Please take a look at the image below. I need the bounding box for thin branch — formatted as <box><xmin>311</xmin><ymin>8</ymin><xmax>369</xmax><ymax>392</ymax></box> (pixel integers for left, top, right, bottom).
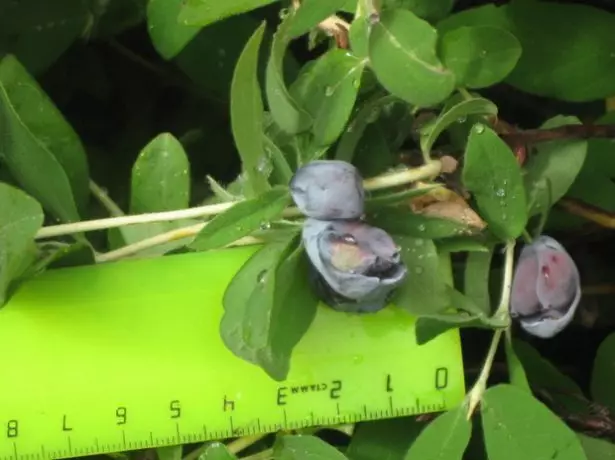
<box><xmin>499</xmin><ymin>123</ymin><xmax>615</xmax><ymax>145</ymax></box>
<box><xmin>36</xmin><ymin>162</ymin><xmax>443</xmax><ymax>240</ymax></box>
<box><xmin>89</xmin><ymin>180</ymin><xmax>124</xmax><ymax>217</ymax></box>
<box><xmin>96</xmin><ymin>223</ymin><xmax>261</xmax><ymax>263</ymax></box>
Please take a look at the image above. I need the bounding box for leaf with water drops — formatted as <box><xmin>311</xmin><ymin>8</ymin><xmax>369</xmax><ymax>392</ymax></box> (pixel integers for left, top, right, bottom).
<box><xmin>231</xmin><ymin>21</ymin><xmax>271</xmax><ymax>197</ymax></box>
<box><xmin>525</xmin><ymin>115</ymin><xmax>588</xmax><ymax>217</ymax></box>
<box><xmin>420</xmin><ymin>97</ymin><xmax>498</xmax><ymax>155</ymax></box>
<box><xmin>0</xmin><ymin>182</ymin><xmax>44</xmax><ymax>306</ymax></box>
<box><xmin>440</xmin><ymin>26</ymin><xmax>522</xmax><ymax>89</ymax></box>
<box><xmin>130</xmin><ymin>133</ymin><xmax>190</xmax><ymax>213</ymax></box>
<box><xmin>221</xmin><ymin>234</ymin><xmax>318</xmax><ymax>381</ymax></box>
<box><xmin>0</xmin><ymin>54</ymin><xmax>86</xmax><ymax>222</ymax></box>
<box><xmin>189</xmin><ymin>186</ymin><xmax>290</xmax><ymax>252</ymax></box>
<box><xmin>266</xmin><ymin>10</ymin><xmax>313</xmax><ymax>135</ymax></box>
<box><xmin>369</xmin><ymin>207</ymin><xmax>476</xmax><ymax>240</ymax></box>
<box><xmin>178</xmin><ymin>0</ymin><xmax>279</xmax><ymax>27</ymax></box>
<box><xmin>391</xmin><ymin>235</ymin><xmax>450</xmax><ymax>315</ymax></box>
<box><xmin>368</xmin><ymin>9</ymin><xmax>455</xmax><ymax>107</ymax></box>
<box><xmin>462</xmin><ymin>124</ymin><xmax>527</xmax><ymax>240</ymax></box>
<box><xmin>290</xmin><ymin>49</ymin><xmax>365</xmax><ymax>147</ymax></box>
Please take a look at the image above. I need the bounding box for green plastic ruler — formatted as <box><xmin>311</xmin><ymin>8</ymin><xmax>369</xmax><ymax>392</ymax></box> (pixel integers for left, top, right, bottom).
<box><xmin>0</xmin><ymin>245</ymin><xmax>465</xmax><ymax>459</ymax></box>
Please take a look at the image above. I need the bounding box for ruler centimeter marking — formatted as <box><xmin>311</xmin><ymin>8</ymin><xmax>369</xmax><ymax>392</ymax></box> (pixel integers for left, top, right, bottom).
<box><xmin>0</xmin><ymin>246</ymin><xmax>466</xmax><ymax>459</ymax></box>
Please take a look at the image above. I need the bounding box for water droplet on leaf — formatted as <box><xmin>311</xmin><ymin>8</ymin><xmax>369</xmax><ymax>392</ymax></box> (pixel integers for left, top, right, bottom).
<box><xmin>414</xmin><ymin>266</ymin><xmax>424</xmax><ymax>275</ymax></box>
<box><xmin>256</xmin><ymin>270</ymin><xmax>267</xmax><ymax>283</ymax></box>
<box><xmin>495</xmin><ymin>188</ymin><xmax>505</xmax><ymax>197</ymax></box>
<box><xmin>474</xmin><ymin>124</ymin><xmax>485</xmax><ymax>134</ymax></box>
<box><xmin>325</xmin><ymin>86</ymin><xmax>334</xmax><ymax>96</ymax></box>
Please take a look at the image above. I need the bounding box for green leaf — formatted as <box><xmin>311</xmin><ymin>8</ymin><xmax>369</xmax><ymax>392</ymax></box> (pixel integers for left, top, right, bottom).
<box><xmin>266</xmin><ymin>12</ymin><xmax>312</xmax><ymax>135</ymax></box>
<box><xmin>273</xmin><ymin>434</ymin><xmax>347</xmax><ymax>459</ymax></box>
<box><xmin>288</xmin><ymin>0</ymin><xmax>350</xmax><ymax>38</ymax></box>
<box><xmin>438</xmin><ymin>1</ymin><xmax>615</xmax><ymax>102</ymax></box>
<box><xmin>420</xmin><ymin>97</ymin><xmax>497</xmax><ymax>156</ymax></box>
<box><xmin>0</xmin><ymin>0</ymin><xmax>90</xmax><ymax>75</ymax></box>
<box><xmin>346</xmin><ymin>418</ymin><xmax>422</xmax><ymax>460</ymax></box>
<box><xmin>439</xmin><ymin>26</ymin><xmax>521</xmax><ymax>89</ymax></box>
<box><xmin>462</xmin><ymin>124</ymin><xmax>527</xmax><ymax>240</ymax></box>
<box><xmin>221</xmin><ymin>237</ymin><xmax>318</xmax><ymax>381</ymax></box>
<box><xmin>147</xmin><ymin>0</ymin><xmax>200</xmax><ymax>59</ymax></box>
<box><xmin>392</xmin><ymin>236</ymin><xmax>450</xmax><ymax>315</ymax></box>
<box><xmin>525</xmin><ymin>116</ymin><xmax>588</xmax><ymax>217</ymax></box>
<box><xmin>130</xmin><ymin>133</ymin><xmax>190</xmax><ymax>213</ymax></box>
<box><xmin>0</xmin><ymin>182</ymin><xmax>44</xmax><ymax>306</ymax></box>
<box><xmin>404</xmin><ymin>405</ymin><xmax>471</xmax><ymax>460</ymax></box>
<box><xmin>578</xmin><ymin>434</ymin><xmax>615</xmax><ymax>460</ymax></box>
<box><xmin>197</xmin><ymin>442</ymin><xmax>238</xmax><ymax>459</ymax></box>
<box><xmin>231</xmin><ymin>22</ymin><xmax>270</xmax><ymax>197</ymax></box>
<box><xmin>290</xmin><ymin>49</ymin><xmax>365</xmax><ymax>147</ymax></box>
<box><xmin>416</xmin><ymin>315</ymin><xmax>481</xmax><ymax>345</ymax></box>
<box><xmin>190</xmin><ymin>186</ymin><xmax>290</xmax><ymax>252</ymax></box>
<box><xmin>397</xmin><ymin>0</ymin><xmax>455</xmax><ymax>22</ymax></box>
<box><xmin>566</xmin><ymin>112</ymin><xmax>615</xmax><ymax>220</ymax></box>
<box><xmin>156</xmin><ymin>446</ymin><xmax>182</xmax><ymax>460</ymax></box>
<box><xmin>178</xmin><ymin>0</ymin><xmax>279</xmax><ymax>27</ymax></box>
<box><xmin>435</xmin><ymin>236</ymin><xmax>490</xmax><ymax>253</ymax></box>
<box><xmin>0</xmin><ymin>54</ymin><xmax>87</xmax><ymax>222</ymax></box>
<box><xmin>591</xmin><ymin>332</ymin><xmax>615</xmax><ymax>412</ymax></box>
<box><xmin>370</xmin><ymin>207</ymin><xmax>475</xmax><ymax>240</ymax></box>
<box><xmin>463</xmin><ymin>249</ymin><xmax>494</xmax><ymax>315</ymax></box>
<box><xmin>349</xmin><ymin>16</ymin><xmax>370</xmax><ymax>60</ymax></box>
<box><xmin>369</xmin><ymin>9</ymin><xmax>455</xmax><ymax>107</ymax></box>
<box><xmin>24</xmin><ymin>241</ymin><xmax>95</xmax><ymax>277</ymax></box>
<box><xmin>482</xmin><ymin>384</ymin><xmax>588</xmax><ymax>460</ymax></box>
<box><xmin>512</xmin><ymin>339</ymin><xmax>587</xmax><ymax>415</ymax></box>
<box><xmin>335</xmin><ymin>93</ymin><xmax>395</xmax><ymax>162</ymax></box>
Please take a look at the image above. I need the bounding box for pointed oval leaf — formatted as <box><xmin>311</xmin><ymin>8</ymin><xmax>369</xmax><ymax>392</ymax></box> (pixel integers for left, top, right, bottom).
<box><xmin>273</xmin><ymin>434</ymin><xmax>348</xmax><ymax>459</ymax></box>
<box><xmin>482</xmin><ymin>384</ymin><xmax>588</xmax><ymax>460</ymax></box>
<box><xmin>403</xmin><ymin>405</ymin><xmax>471</xmax><ymax>460</ymax></box>
<box><xmin>178</xmin><ymin>0</ymin><xmax>279</xmax><ymax>27</ymax></box>
<box><xmin>369</xmin><ymin>9</ymin><xmax>455</xmax><ymax>107</ymax></box>
<box><xmin>420</xmin><ymin>97</ymin><xmax>498</xmax><ymax>155</ymax></box>
<box><xmin>265</xmin><ymin>13</ymin><xmax>312</xmax><ymax>135</ymax></box>
<box><xmin>130</xmin><ymin>133</ymin><xmax>190</xmax><ymax>213</ymax></box>
<box><xmin>290</xmin><ymin>49</ymin><xmax>365</xmax><ymax>146</ymax></box>
<box><xmin>231</xmin><ymin>22</ymin><xmax>270</xmax><ymax>196</ymax></box>
<box><xmin>440</xmin><ymin>26</ymin><xmax>522</xmax><ymax>89</ymax></box>
<box><xmin>462</xmin><ymin>124</ymin><xmax>527</xmax><ymax>240</ymax></box>
<box><xmin>189</xmin><ymin>186</ymin><xmax>290</xmax><ymax>251</ymax></box>
<box><xmin>0</xmin><ymin>55</ymin><xmax>86</xmax><ymax>221</ymax></box>
<box><xmin>0</xmin><ymin>182</ymin><xmax>44</xmax><ymax>306</ymax></box>
<box><xmin>347</xmin><ymin>418</ymin><xmax>422</xmax><ymax>460</ymax></box>
<box><xmin>525</xmin><ymin>116</ymin><xmax>588</xmax><ymax>217</ymax></box>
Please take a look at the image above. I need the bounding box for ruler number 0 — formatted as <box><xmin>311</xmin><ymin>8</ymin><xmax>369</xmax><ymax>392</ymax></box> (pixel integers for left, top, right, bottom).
<box><xmin>435</xmin><ymin>367</ymin><xmax>448</xmax><ymax>390</ymax></box>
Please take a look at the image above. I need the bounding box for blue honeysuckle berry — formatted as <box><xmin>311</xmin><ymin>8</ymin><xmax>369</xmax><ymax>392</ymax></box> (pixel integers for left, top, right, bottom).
<box><xmin>301</xmin><ymin>218</ymin><xmax>407</xmax><ymax>313</ymax></box>
<box><xmin>290</xmin><ymin>160</ymin><xmax>365</xmax><ymax>220</ymax></box>
<box><xmin>510</xmin><ymin>235</ymin><xmax>581</xmax><ymax>338</ymax></box>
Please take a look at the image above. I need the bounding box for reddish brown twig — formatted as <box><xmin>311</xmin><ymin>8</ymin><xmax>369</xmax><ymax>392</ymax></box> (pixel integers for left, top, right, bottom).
<box><xmin>500</xmin><ymin>123</ymin><xmax>615</xmax><ymax>145</ymax></box>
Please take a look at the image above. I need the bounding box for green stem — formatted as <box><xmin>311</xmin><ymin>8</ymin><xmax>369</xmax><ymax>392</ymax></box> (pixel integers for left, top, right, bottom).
<box><xmin>465</xmin><ymin>240</ymin><xmax>516</xmax><ymax>418</ymax></box>
<box><xmin>458</xmin><ymin>87</ymin><xmax>473</xmax><ymax>101</ymax></box>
